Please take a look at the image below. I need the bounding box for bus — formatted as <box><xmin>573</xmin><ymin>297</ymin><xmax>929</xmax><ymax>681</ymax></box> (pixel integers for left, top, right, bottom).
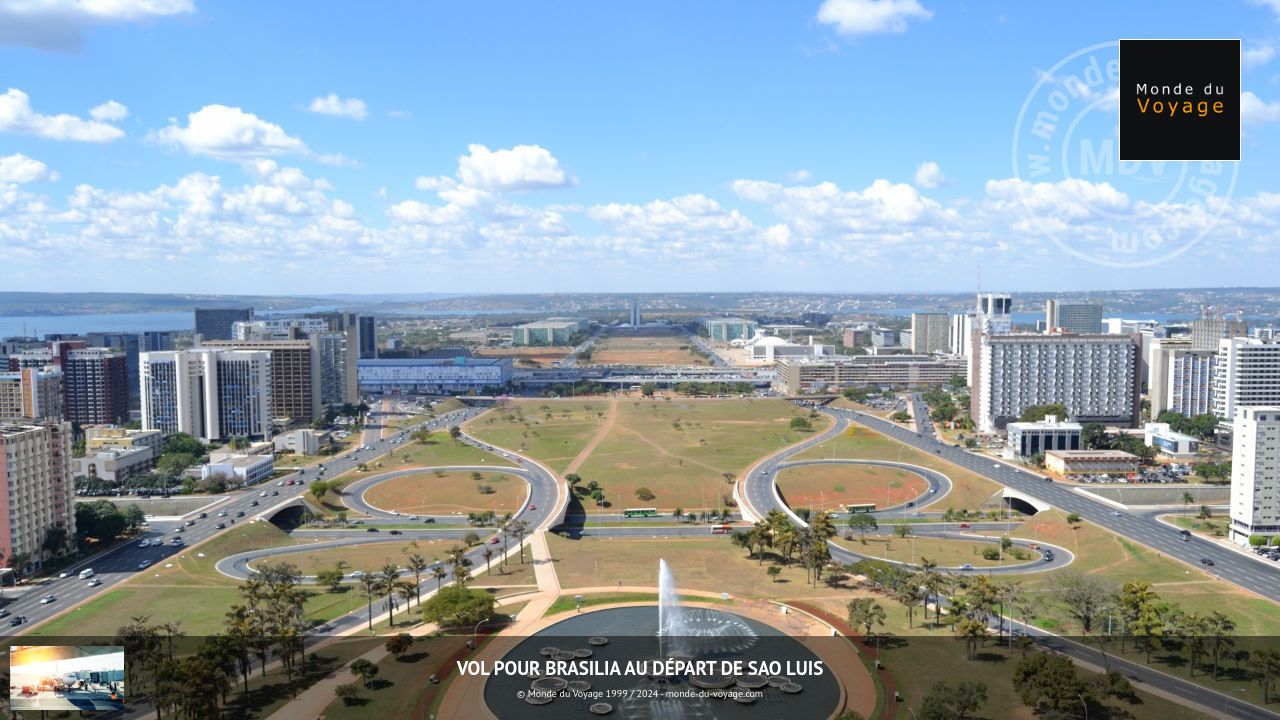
<box><xmin>623</xmin><ymin>507</ymin><xmax>658</xmax><ymax>518</ymax></box>
<box><xmin>710</xmin><ymin>524</ymin><xmax>733</xmax><ymax>535</ymax></box>
<box><xmin>845</xmin><ymin>503</ymin><xmax>876</xmax><ymax>514</ymax></box>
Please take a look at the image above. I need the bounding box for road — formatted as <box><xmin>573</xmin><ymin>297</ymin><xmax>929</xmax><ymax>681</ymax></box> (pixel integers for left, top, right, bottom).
<box><xmin>688</xmin><ymin>334</ymin><xmax>730</xmax><ymax>367</ymax></box>
<box><xmin>1</xmin><ymin>402</ymin><xmax>485</xmax><ymax>637</ymax></box>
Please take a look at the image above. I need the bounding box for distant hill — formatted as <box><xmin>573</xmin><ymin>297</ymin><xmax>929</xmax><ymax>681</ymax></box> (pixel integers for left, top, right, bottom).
<box><xmin>0</xmin><ymin>292</ymin><xmax>333</xmax><ymax>317</ymax></box>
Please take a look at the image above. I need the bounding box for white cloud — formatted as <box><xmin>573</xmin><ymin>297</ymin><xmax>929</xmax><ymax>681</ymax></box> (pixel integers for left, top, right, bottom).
<box><xmin>0</xmin><ymin>154</ymin><xmax>59</xmax><ymax>184</ymax></box>
<box><xmin>1252</xmin><ymin>0</ymin><xmax>1280</xmax><ymax>19</ymax></box>
<box><xmin>1243</xmin><ymin>43</ymin><xmax>1275</xmax><ymax>70</ymax></box>
<box><xmin>306</xmin><ymin>94</ymin><xmax>368</xmax><ymax>120</ymax></box>
<box><xmin>152</xmin><ymin>105</ymin><xmax>307</xmax><ymax>159</ymax></box>
<box><xmin>0</xmin><ymin>0</ymin><xmax>194</xmax><ymax>51</ymax></box>
<box><xmin>0</xmin><ymin>88</ymin><xmax>125</xmax><ymax>142</ymax></box>
<box><xmin>456</xmin><ymin>144</ymin><xmax>574</xmax><ymax>191</ymax></box>
<box><xmin>784</xmin><ymin>169</ymin><xmax>813</xmax><ymax>183</ymax></box>
<box><xmin>387</xmin><ymin>200</ymin><xmax>469</xmax><ymax>226</ymax></box>
<box><xmin>816</xmin><ymin>0</ymin><xmax>932</xmax><ymax>36</ymax></box>
<box><xmin>984</xmin><ymin>177</ymin><xmax>1129</xmax><ymax>223</ymax></box>
<box><xmin>1242</xmin><ymin>90</ymin><xmax>1280</xmax><ymax>126</ymax></box>
<box><xmin>914</xmin><ymin>161</ymin><xmax>946</xmax><ymax>188</ymax></box>
<box><xmin>89</xmin><ymin>100</ymin><xmax>129</xmax><ymax>122</ymax></box>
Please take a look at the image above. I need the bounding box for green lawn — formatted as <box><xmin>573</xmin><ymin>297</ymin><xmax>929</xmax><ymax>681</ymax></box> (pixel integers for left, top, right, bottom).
<box><xmin>794</xmin><ymin>424</ymin><xmax>1006</xmax><ymax>511</ymax></box>
<box><xmin>467</xmin><ymin>399</ymin><xmax>610</xmax><ymax>474</ymax></box>
<box><xmin>544</xmin><ymin>592</ymin><xmax>731</xmax><ymax>616</ymax></box>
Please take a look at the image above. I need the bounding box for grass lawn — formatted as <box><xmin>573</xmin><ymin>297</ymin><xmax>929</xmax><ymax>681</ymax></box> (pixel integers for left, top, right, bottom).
<box><xmin>222</xmin><ymin>637</ymin><xmax>383</xmax><ymax>720</ymax></box>
<box><xmin>363</xmin><ymin>470</ymin><xmax>526</xmax><ymax>515</ymax></box>
<box><xmin>321</xmin><ymin>635</ymin><xmax>473</xmax><ymax>720</ymax></box>
<box><xmin>776</xmin><ymin>462</ymin><xmax>927</xmax><ymax>510</ymax></box>
<box><xmin>794</xmin><ymin>424</ymin><xmax>1005</xmax><ymax>512</ymax></box>
<box><xmin>467</xmin><ymin>399</ymin><xmax>610</xmax><ymax>474</ymax></box>
<box><xmin>572</xmin><ymin>398</ymin><xmax>831</xmax><ymax>511</ymax></box>
<box><xmin>1163</xmin><ymin>513</ymin><xmax>1231</xmax><ymax>539</ymax></box>
<box><xmin>832</xmin><ymin>534</ymin><xmax>1040</xmax><ymax>568</ymax></box>
<box><xmin>589</xmin><ymin>331</ymin><xmax>704</xmax><ymax>365</ymax></box>
<box><xmin>105</xmin><ymin>496</ymin><xmax>220</xmax><ymax>516</ymax></box>
<box><xmin>544</xmin><ymin>591</ymin><xmax>731</xmax><ymax>616</ymax></box>
<box><xmin>546</xmin><ymin>533</ymin><xmax>860</xmax><ymax>599</ymax></box>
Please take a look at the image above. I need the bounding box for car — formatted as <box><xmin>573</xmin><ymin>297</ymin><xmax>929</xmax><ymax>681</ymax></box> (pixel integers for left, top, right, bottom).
<box><xmin>173</xmin><ymin>526</ymin><xmax>184</xmax><ymax>533</ymax></box>
<box><xmin>906</xmin><ymin>501</ymin><xmax>915</xmax><ymax>508</ymax></box>
<box><xmin>250</xmin><ymin>500</ymin><xmax>259</xmax><ymax>507</ymax></box>
<box><xmin>271</xmin><ymin>490</ymin><xmax>279</xmax><ymax>496</ymax></box>
<box><xmin>170</xmin><ymin>538</ymin><xmax>183</xmax><ymax>546</ymax></box>
<box><xmin>389</xmin><ymin>530</ymin><xmax>402</xmax><ymax>535</ymax></box>
<box><xmin>1111</xmin><ymin>511</ymin><xmax>1122</xmax><ymax>516</ymax></box>
<box><xmin>957</xmin><ymin>523</ymin><xmax>971</xmax><ymax>529</ymax></box>
<box><xmin>138</xmin><ymin>560</ymin><xmax>152</xmax><ymax>570</ymax></box>
<box><xmin>993</xmin><ymin>463</ymin><xmax>1000</xmax><ymax>469</ymax></box>
<box><xmin>1180</xmin><ymin>534</ymin><xmax>1191</xmax><ymax>541</ymax></box>
<box><xmin>1200</xmin><ymin>558</ymin><xmax>1215</xmax><ymax>566</ymax></box>
<box><xmin>960</xmin><ymin>564</ymin><xmax>974</xmax><ymax>571</ymax></box>
<box><xmin>58</xmin><ymin>571</ymin><xmax>70</xmax><ymax>578</ymax></box>
<box><xmin>366</xmin><ymin>527</ymin><xmax>379</xmax><ymax>532</ymax></box>
<box><xmin>0</xmin><ymin>609</ymin><xmax>8</xmax><ymax>618</ymax></box>
<box><xmin>198</xmin><ymin>512</ymin><xmax>208</xmax><ymax>519</ymax></box>
<box><xmin>185</xmin><ymin>519</ymin><xmax>195</xmax><ymax>526</ymax></box>
<box><xmin>236</xmin><ymin>510</ymin><xmax>245</xmax><ymax>517</ymax></box>
<box><xmin>40</xmin><ymin>594</ymin><xmax>56</xmax><ymax>604</ymax></box>
<box><xmin>218</xmin><ymin>510</ymin><xmax>228</xmax><ymax>517</ymax></box>
<box><xmin>528</xmin><ymin>504</ymin><xmax>537</xmax><ymax>511</ymax></box>
<box><xmin>277</xmin><ymin>480</ymin><xmax>285</xmax><ymax>486</ymax></box>
<box><xmin>1043</xmin><ymin>555</ymin><xmax>1054</xmax><ymax>562</ymax></box>
<box><xmin>215</xmin><ymin>522</ymin><xmax>226</xmax><ymax>529</ymax></box>
<box><xmin>297</xmin><ymin>469</ymin><xmax>306</xmax><ymax>475</ymax></box>
<box><xmin>350</xmin><ymin>570</ymin><xmax>365</xmax><ymax>579</ymax></box>
<box><xmin>422</xmin><ymin>517</ymin><xmax>436</xmax><ymax>524</ymax></box>
<box><xmin>88</xmin><ymin>578</ymin><xmax>102</xmax><ymax>587</ymax></box>
<box><xmin>259</xmin><ymin>491</ymin><xmax>268</xmax><ymax>497</ymax></box>
<box><xmin>138</xmin><ymin>539</ymin><xmax>150</xmax><ymax>547</ymax></box>
<box><xmin>489</xmin><ymin>536</ymin><xmax>501</xmax><ymax>544</ymax></box>
<box><xmin>8</xmin><ymin>616</ymin><xmax>25</xmax><ymax>626</ymax></box>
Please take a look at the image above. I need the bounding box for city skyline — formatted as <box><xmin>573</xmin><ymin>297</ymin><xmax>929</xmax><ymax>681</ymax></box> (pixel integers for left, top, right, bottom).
<box><xmin>3</xmin><ymin>1</ymin><xmax>1280</xmax><ymax>293</ymax></box>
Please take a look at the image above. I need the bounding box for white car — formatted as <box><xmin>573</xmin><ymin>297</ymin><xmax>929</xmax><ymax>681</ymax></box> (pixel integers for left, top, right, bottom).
<box><xmin>138</xmin><ymin>539</ymin><xmax>150</xmax><ymax>548</ymax></box>
<box><xmin>39</xmin><ymin>595</ymin><xmax>56</xmax><ymax>604</ymax></box>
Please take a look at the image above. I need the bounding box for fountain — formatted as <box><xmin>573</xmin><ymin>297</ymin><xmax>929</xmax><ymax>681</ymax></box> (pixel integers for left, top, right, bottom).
<box><xmin>657</xmin><ymin>559</ymin><xmax>689</xmax><ymax>659</ymax></box>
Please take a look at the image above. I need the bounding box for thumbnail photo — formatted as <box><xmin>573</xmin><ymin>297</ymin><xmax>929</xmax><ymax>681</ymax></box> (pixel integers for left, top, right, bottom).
<box><xmin>9</xmin><ymin>645</ymin><xmax>126</xmax><ymax>713</ymax></box>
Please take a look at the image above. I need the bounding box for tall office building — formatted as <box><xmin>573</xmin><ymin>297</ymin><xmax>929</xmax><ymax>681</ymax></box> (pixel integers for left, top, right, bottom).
<box><xmin>972</xmin><ymin>333</ymin><xmax>1140</xmax><ymax>431</ymax></box>
<box><xmin>195</xmin><ymin>307</ymin><xmax>254</xmax><ymax>341</ymax></box>
<box><xmin>949</xmin><ymin>313</ymin><xmax>974</xmax><ymax>358</ymax></box>
<box><xmin>1191</xmin><ymin>317</ymin><xmax>1248</xmax><ymax>351</ymax></box>
<box><xmin>630</xmin><ymin>298</ymin><xmax>640</xmax><ymax>326</ymax></box>
<box><xmin>312</xmin><ymin>331</ymin><xmax>349</xmax><ymax>407</ymax></box>
<box><xmin>142</xmin><ymin>330</ymin><xmax>175</xmax><ymax>352</ymax></box>
<box><xmin>1045</xmin><ymin>300</ymin><xmax>1104</xmax><ymax>334</ymax></box>
<box><xmin>358</xmin><ymin>315</ymin><xmax>377</xmax><ymax>359</ymax></box>
<box><xmin>141</xmin><ymin>349</ymin><xmax>274</xmax><ymax>442</ymax></box>
<box><xmin>910</xmin><ymin>313</ymin><xmax>950</xmax><ymax>355</ymax></box>
<box><xmin>0</xmin><ymin>368</ymin><xmax>63</xmax><ymax>422</ymax></box>
<box><xmin>232</xmin><ymin>317</ymin><xmax>330</xmax><ymax>341</ymax></box>
<box><xmin>1213</xmin><ymin>337</ymin><xmax>1280</xmax><ymax>423</ymax></box>
<box><xmin>85</xmin><ymin>332</ymin><xmax>140</xmax><ymax>409</ymax></box>
<box><xmin>306</xmin><ymin>312</ymin><xmax>360</xmax><ymax>403</ymax></box>
<box><xmin>200</xmin><ymin>339</ymin><xmax>319</xmax><ymax>426</ymax></box>
<box><xmin>968</xmin><ymin>292</ymin><xmax>1013</xmax><ymax>388</ymax></box>
<box><xmin>1147</xmin><ymin>338</ymin><xmax>1215</xmax><ymax>418</ymax></box>
<box><xmin>0</xmin><ymin>421</ymin><xmax>75</xmax><ymax>572</ymax></box>
<box><xmin>1229</xmin><ymin>407</ymin><xmax>1280</xmax><ymax>545</ymax></box>
<box><xmin>62</xmin><ymin>347</ymin><xmax>129</xmax><ymax>425</ymax></box>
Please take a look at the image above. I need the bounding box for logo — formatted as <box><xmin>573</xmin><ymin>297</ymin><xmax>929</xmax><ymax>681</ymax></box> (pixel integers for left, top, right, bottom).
<box><xmin>1012</xmin><ymin>41</ymin><xmax>1238</xmax><ymax>268</ymax></box>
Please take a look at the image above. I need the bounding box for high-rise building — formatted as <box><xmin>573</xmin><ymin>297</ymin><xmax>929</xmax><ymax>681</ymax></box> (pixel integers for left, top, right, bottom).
<box><xmin>232</xmin><ymin>317</ymin><xmax>331</xmax><ymax>341</ymax></box>
<box><xmin>972</xmin><ymin>333</ymin><xmax>1140</xmax><ymax>431</ymax></box>
<box><xmin>312</xmin><ymin>331</ymin><xmax>349</xmax><ymax>407</ymax></box>
<box><xmin>969</xmin><ymin>292</ymin><xmax>1014</xmax><ymax>388</ymax></box>
<box><xmin>140</xmin><ymin>349</ymin><xmax>273</xmax><ymax>442</ymax></box>
<box><xmin>0</xmin><ymin>421</ymin><xmax>75</xmax><ymax>573</ymax></box>
<box><xmin>1147</xmin><ymin>339</ymin><xmax>1215</xmax><ymax>419</ymax></box>
<box><xmin>195</xmin><ymin>307</ymin><xmax>254</xmax><ymax>341</ymax></box>
<box><xmin>85</xmin><ymin>332</ymin><xmax>141</xmax><ymax>409</ymax></box>
<box><xmin>62</xmin><ymin>347</ymin><xmax>129</xmax><ymax>425</ymax></box>
<box><xmin>0</xmin><ymin>368</ymin><xmax>63</xmax><ymax>421</ymax></box>
<box><xmin>305</xmin><ymin>312</ymin><xmax>360</xmax><ymax>404</ymax></box>
<box><xmin>514</xmin><ymin>318</ymin><xmax>590</xmax><ymax>345</ymax></box>
<box><xmin>1229</xmin><ymin>406</ymin><xmax>1280</xmax><ymax>545</ymax></box>
<box><xmin>1213</xmin><ymin>337</ymin><xmax>1280</xmax><ymax>423</ymax></box>
<box><xmin>358</xmin><ymin>315</ymin><xmax>377</xmax><ymax>359</ymax></box>
<box><xmin>1045</xmin><ymin>300</ymin><xmax>1104</xmax><ymax>334</ymax></box>
<box><xmin>142</xmin><ymin>330</ymin><xmax>175</xmax><ymax>352</ymax></box>
<box><xmin>949</xmin><ymin>313</ymin><xmax>974</xmax><ymax>357</ymax></box>
<box><xmin>910</xmin><ymin>313</ymin><xmax>950</xmax><ymax>355</ymax></box>
<box><xmin>200</xmin><ymin>339</ymin><xmax>319</xmax><ymax>426</ymax></box>
<box><xmin>1191</xmin><ymin>317</ymin><xmax>1248</xmax><ymax>351</ymax></box>
<box><xmin>630</xmin><ymin>298</ymin><xmax>640</xmax><ymax>327</ymax></box>
<box><xmin>870</xmin><ymin>329</ymin><xmax>898</xmax><ymax>348</ymax></box>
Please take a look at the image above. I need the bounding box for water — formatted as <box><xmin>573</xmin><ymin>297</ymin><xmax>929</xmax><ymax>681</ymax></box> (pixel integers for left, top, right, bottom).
<box><xmin>0</xmin><ymin>311</ymin><xmax>194</xmax><ymax>338</ymax></box>
<box><xmin>657</xmin><ymin>559</ymin><xmax>689</xmax><ymax>659</ymax></box>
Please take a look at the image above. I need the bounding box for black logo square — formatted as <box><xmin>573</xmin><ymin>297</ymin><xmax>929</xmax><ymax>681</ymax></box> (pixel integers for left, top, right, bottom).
<box><xmin>1119</xmin><ymin>39</ymin><xmax>1240</xmax><ymax>161</ymax></box>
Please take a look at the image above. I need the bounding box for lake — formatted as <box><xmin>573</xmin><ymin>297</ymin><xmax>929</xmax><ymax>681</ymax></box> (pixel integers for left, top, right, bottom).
<box><xmin>0</xmin><ymin>312</ymin><xmax>194</xmax><ymax>338</ymax></box>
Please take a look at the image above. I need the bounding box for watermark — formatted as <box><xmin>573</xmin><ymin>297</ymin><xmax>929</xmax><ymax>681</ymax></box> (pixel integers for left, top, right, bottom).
<box><xmin>1011</xmin><ymin>41</ymin><xmax>1238</xmax><ymax>268</ymax></box>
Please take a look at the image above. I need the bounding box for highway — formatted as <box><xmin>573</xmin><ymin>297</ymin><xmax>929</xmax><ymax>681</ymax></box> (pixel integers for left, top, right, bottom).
<box><xmin>1</xmin><ymin>402</ymin><xmax>486</xmax><ymax>637</ymax></box>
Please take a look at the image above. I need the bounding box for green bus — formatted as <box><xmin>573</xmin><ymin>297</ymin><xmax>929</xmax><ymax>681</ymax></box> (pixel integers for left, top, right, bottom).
<box><xmin>845</xmin><ymin>503</ymin><xmax>876</xmax><ymax>514</ymax></box>
<box><xmin>623</xmin><ymin>507</ymin><xmax>658</xmax><ymax>518</ymax></box>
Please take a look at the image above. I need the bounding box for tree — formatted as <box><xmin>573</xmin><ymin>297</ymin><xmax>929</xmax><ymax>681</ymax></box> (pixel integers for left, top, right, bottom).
<box><xmin>335</xmin><ymin>683</ymin><xmax>361</xmax><ymax>705</ymax></box>
<box><xmin>349</xmin><ymin>658</ymin><xmax>379</xmax><ymax>688</ymax></box>
<box><xmin>1081</xmin><ymin>422</ymin><xmax>1108</xmax><ymax>450</ymax></box>
<box><xmin>386</xmin><ymin>632</ymin><xmax>414</xmax><ymax>659</ymax></box>
<box><xmin>565</xmin><ymin>473</ymin><xmax>582</xmax><ymax>488</ymax></box>
<box><xmin>847</xmin><ymin>513</ymin><xmax>878</xmax><ymax>543</ymax></box>
<box><xmin>316</xmin><ymin>568</ymin><xmax>345</xmax><ymax>593</ymax></box>
<box><xmin>918</xmin><ymin>681</ymin><xmax>988</xmax><ymax>720</ymax></box>
<box><xmin>448</xmin><ymin>425</ymin><xmax>462</xmax><ymax>444</ymax></box>
<box><xmin>1052</xmin><ymin>573</ymin><xmax>1113</xmax><ymax>636</ymax></box>
<box><xmin>789</xmin><ymin>416</ymin><xmax>813</xmax><ymax>431</ymax></box>
<box><xmin>1249</xmin><ymin>647</ymin><xmax>1280</xmax><ymax>704</ymax></box>
<box><xmin>507</xmin><ymin>519</ymin><xmax>529</xmax><ymax>564</ymax></box>
<box><xmin>1119</xmin><ymin>581</ymin><xmax>1162</xmax><ymax>660</ymax></box>
<box><xmin>1206</xmin><ymin>611</ymin><xmax>1238</xmax><ymax>678</ymax></box>
<box><xmin>1019</xmin><ymin>403</ymin><xmax>1069</xmax><ymax>423</ymax></box>
<box><xmin>161</xmin><ymin>432</ymin><xmax>206</xmax><ymax>457</ymax></box>
<box><xmin>360</xmin><ymin>573</ymin><xmax>379</xmax><ymax>632</ymax></box>
<box><xmin>1012</xmin><ymin>651</ymin><xmax>1097</xmax><ymax>717</ymax></box>
<box><xmin>430</xmin><ymin>564</ymin><xmax>448</xmax><ymax>591</ymax></box>
<box><xmin>421</xmin><ymin>585</ymin><xmax>497</xmax><ymax>628</ymax></box>
<box><xmin>407</xmin><ymin>553</ymin><xmax>429</xmax><ymax>607</ymax></box>
<box><xmin>809</xmin><ymin>509</ymin><xmax>837</xmax><ymax>540</ymax></box>
<box><xmin>890</xmin><ymin>410</ymin><xmax>911</xmax><ymax>423</ymax></box>
<box><xmin>1065</xmin><ymin>512</ymin><xmax>1081</xmax><ymax>526</ymax></box>
<box><xmin>766</xmin><ymin>565</ymin><xmax>782</xmax><ymax>583</ymax></box>
<box><xmin>846</xmin><ymin>598</ymin><xmax>886</xmax><ymax>641</ymax></box>
<box><xmin>309</xmin><ymin>480</ymin><xmax>333</xmax><ymax>502</ymax></box>
<box><xmin>379</xmin><ymin>563</ymin><xmax>403</xmax><ymax>626</ymax></box>
<box><xmin>635</xmin><ymin>487</ymin><xmax>656</xmax><ymax>502</ymax></box>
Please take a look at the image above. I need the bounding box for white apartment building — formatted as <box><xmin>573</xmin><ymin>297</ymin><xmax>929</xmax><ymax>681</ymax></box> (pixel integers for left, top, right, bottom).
<box><xmin>140</xmin><ymin>349</ymin><xmax>274</xmax><ymax>442</ymax></box>
<box><xmin>1147</xmin><ymin>338</ymin><xmax>1215</xmax><ymax>418</ymax></box>
<box><xmin>1229</xmin><ymin>407</ymin><xmax>1280</xmax><ymax>545</ymax></box>
<box><xmin>910</xmin><ymin>313</ymin><xmax>950</xmax><ymax>355</ymax></box>
<box><xmin>0</xmin><ymin>422</ymin><xmax>75</xmax><ymax>573</ymax></box>
<box><xmin>972</xmin><ymin>334</ymin><xmax>1139</xmax><ymax>432</ymax></box>
<box><xmin>949</xmin><ymin>313</ymin><xmax>973</xmax><ymax>358</ymax></box>
<box><xmin>1212</xmin><ymin>338</ymin><xmax>1280</xmax><ymax>424</ymax></box>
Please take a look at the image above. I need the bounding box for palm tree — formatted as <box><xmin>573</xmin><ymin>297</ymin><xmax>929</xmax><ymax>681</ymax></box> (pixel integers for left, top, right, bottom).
<box><xmin>359</xmin><ymin>573</ymin><xmax>379</xmax><ymax>632</ymax></box>
<box><xmin>407</xmin><ymin>554</ymin><xmax>429</xmax><ymax>607</ymax></box>
<box><xmin>895</xmin><ymin>574</ymin><xmax>926</xmax><ymax>629</ymax></box>
<box><xmin>395</xmin><ymin>580</ymin><xmax>417</xmax><ymax>619</ymax></box>
<box><xmin>809</xmin><ymin>510</ymin><xmax>837</xmax><ymax>540</ymax></box>
<box><xmin>482</xmin><ymin>547</ymin><xmax>495</xmax><ymax>575</ymax></box>
<box><xmin>430</xmin><ymin>564</ymin><xmax>447</xmax><ymax>591</ymax></box>
<box><xmin>957</xmin><ymin>617</ymin><xmax>987</xmax><ymax>660</ymax></box>
<box><xmin>508</xmin><ymin>520</ymin><xmax>530</xmax><ymax>564</ymax></box>
<box><xmin>380</xmin><ymin>563</ymin><xmax>402</xmax><ymax>626</ymax></box>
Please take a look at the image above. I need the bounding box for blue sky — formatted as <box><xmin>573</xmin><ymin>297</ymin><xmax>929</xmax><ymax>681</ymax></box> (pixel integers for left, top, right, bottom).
<box><xmin>2</xmin><ymin>0</ymin><xmax>1279</xmax><ymax>294</ymax></box>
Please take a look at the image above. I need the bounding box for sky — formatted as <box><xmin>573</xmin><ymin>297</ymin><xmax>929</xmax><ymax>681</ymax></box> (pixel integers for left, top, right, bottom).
<box><xmin>2</xmin><ymin>0</ymin><xmax>1280</xmax><ymax>295</ymax></box>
